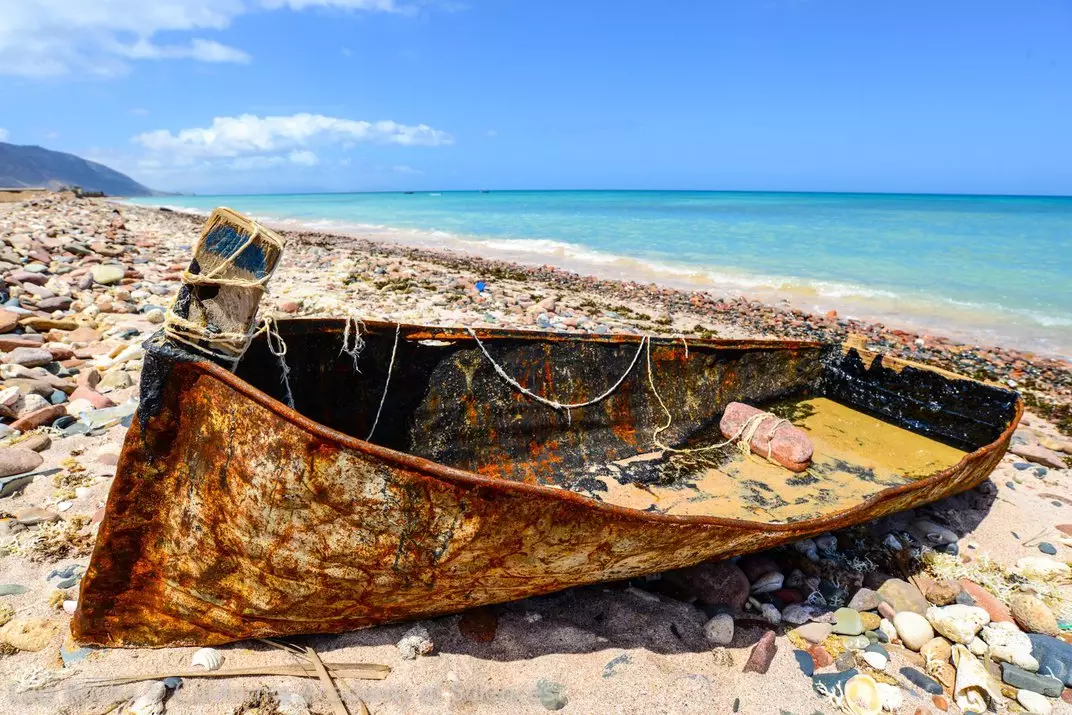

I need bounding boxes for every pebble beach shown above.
[1,193,1072,714]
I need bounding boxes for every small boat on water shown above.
[73,211,1021,647]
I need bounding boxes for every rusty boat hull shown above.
[73,319,1021,647]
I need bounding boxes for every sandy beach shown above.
[1,194,1072,715]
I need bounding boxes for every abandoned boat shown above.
[72,211,1021,648]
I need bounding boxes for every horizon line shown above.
[147,188,1072,200]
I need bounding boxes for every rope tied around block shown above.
[163,217,294,407]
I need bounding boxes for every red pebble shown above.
[808,644,833,668]
[743,630,777,674]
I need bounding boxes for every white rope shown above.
[645,338,789,458]
[466,327,648,425]
[262,316,295,409]
[464,328,791,462]
[366,323,401,442]
[340,315,366,372]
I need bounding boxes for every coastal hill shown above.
[0,141,153,196]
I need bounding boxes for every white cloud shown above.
[288,149,320,166]
[114,37,251,64]
[134,113,452,162]
[263,0,407,11]
[128,113,450,184]
[0,128,8,141]
[0,0,413,77]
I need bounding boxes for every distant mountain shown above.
[0,142,153,196]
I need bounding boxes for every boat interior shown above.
[235,319,1020,524]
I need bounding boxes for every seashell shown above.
[190,646,223,671]
[843,674,882,715]
[129,682,167,715]
[750,571,784,595]
[951,643,1005,713]
[874,682,902,712]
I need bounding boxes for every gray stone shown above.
[0,584,27,596]
[702,613,734,645]
[1027,633,1072,686]
[0,448,44,478]
[794,649,815,677]
[793,622,832,644]
[3,347,54,367]
[0,473,34,498]
[900,666,943,694]
[1039,542,1057,555]
[1001,662,1063,697]
[14,507,59,525]
[813,669,857,697]
[848,587,881,612]
[536,679,568,711]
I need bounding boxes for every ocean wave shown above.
[122,200,1072,355]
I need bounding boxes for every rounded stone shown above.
[833,607,864,636]
[702,613,734,646]
[1017,688,1053,715]
[878,578,929,615]
[663,560,750,611]
[0,448,44,478]
[893,611,934,651]
[90,264,126,286]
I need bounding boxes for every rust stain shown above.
[72,320,1021,648]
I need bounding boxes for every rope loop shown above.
[466,327,648,424]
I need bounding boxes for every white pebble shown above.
[1017,689,1053,714]
[893,611,934,651]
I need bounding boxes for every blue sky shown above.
[1,0,1069,195]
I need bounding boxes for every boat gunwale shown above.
[198,318,1021,534]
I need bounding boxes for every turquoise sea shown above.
[128,191,1072,358]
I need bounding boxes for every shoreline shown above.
[130,199,1072,362]
[128,202,1072,413]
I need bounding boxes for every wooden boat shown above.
[72,210,1021,647]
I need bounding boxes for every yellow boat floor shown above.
[578,397,967,524]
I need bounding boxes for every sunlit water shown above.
[128,190,1072,358]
